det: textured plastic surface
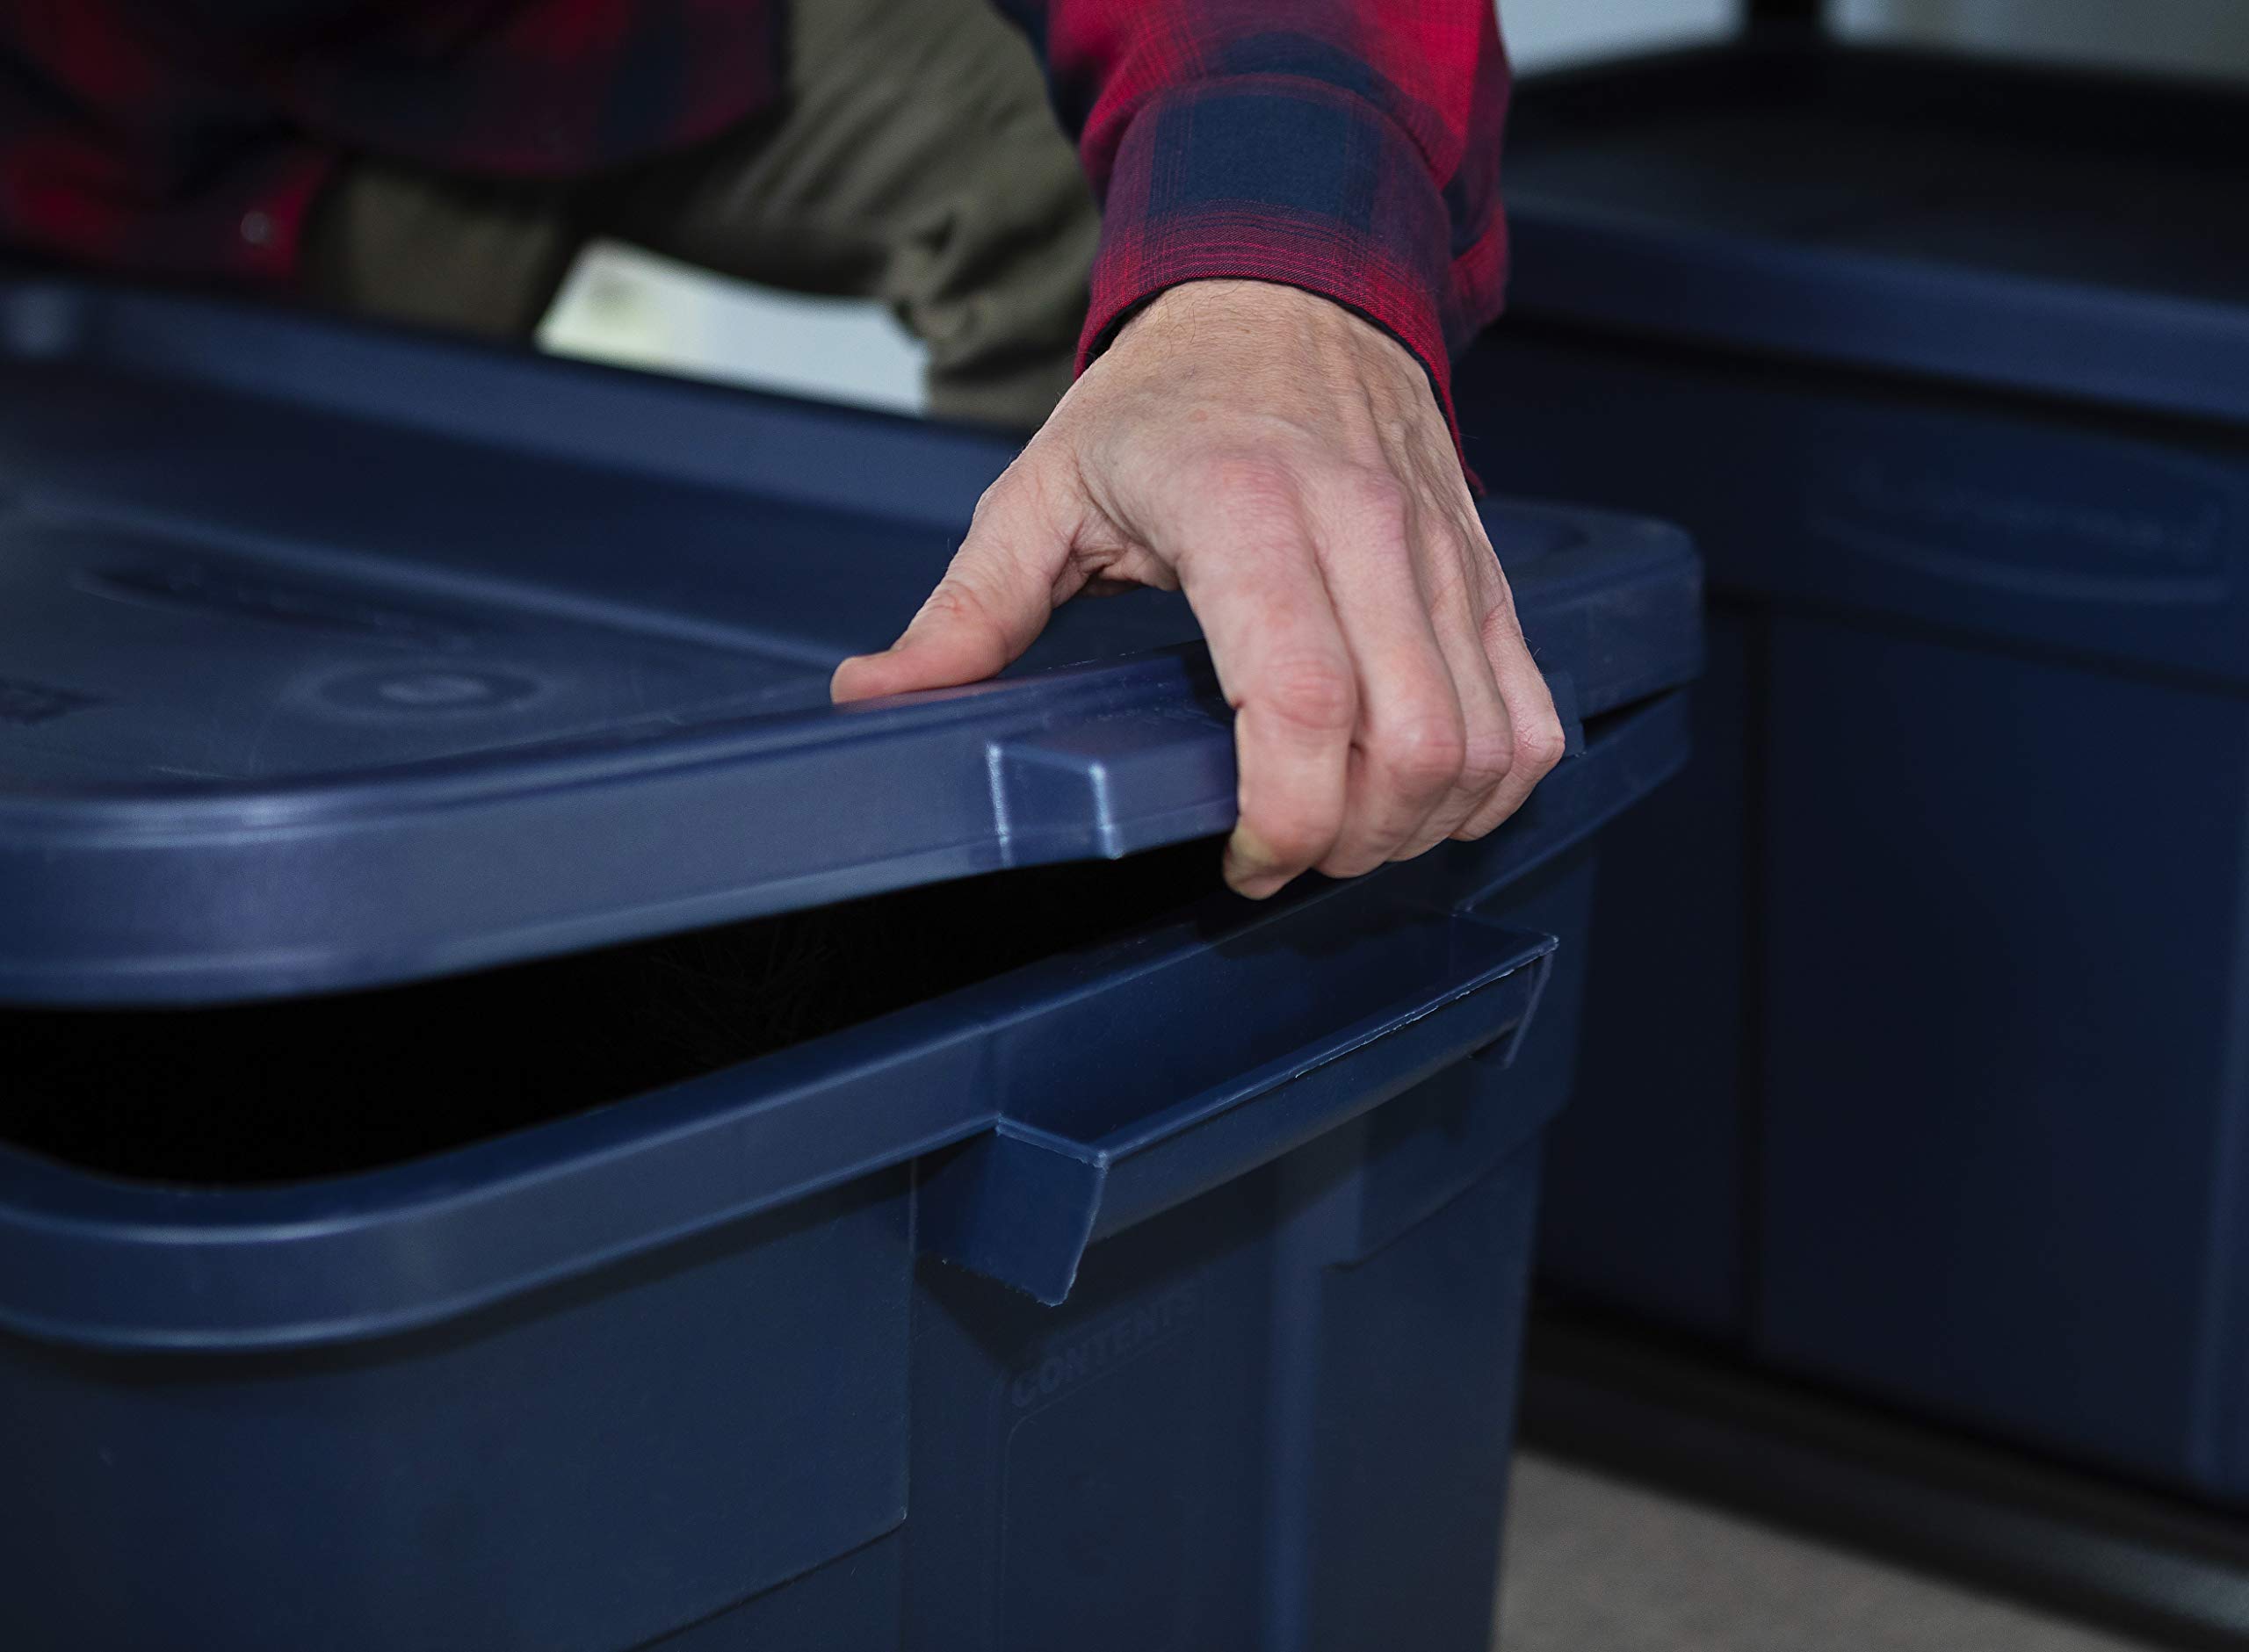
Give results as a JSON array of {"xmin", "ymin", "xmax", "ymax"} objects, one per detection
[
  {"xmin": 0, "ymin": 278, "xmax": 1698, "ymax": 1006},
  {"xmin": 1505, "ymin": 36, "xmax": 2249, "ymax": 430},
  {"xmin": 0, "ymin": 805, "xmax": 1649, "ymax": 1651},
  {"xmin": 0, "ymin": 283, "xmax": 1700, "ymax": 1650},
  {"xmin": 1463, "ymin": 40, "xmax": 2249, "ymax": 1501}
]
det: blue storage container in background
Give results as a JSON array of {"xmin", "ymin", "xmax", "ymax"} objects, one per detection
[
  {"xmin": 1457, "ymin": 37, "xmax": 2249, "ymax": 1500},
  {"xmin": 0, "ymin": 279, "xmax": 1700, "ymax": 1650}
]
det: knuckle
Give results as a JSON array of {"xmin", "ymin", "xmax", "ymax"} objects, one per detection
[
  {"xmin": 1338, "ymin": 466, "xmax": 1411, "ymax": 520},
  {"xmin": 1259, "ymin": 655, "xmax": 1357, "ymax": 737},
  {"xmin": 1458, "ymin": 726, "xmax": 1517, "ymax": 793},
  {"xmin": 967, "ymin": 473, "xmax": 1019, "ymax": 532},
  {"xmin": 967, "ymin": 458, "xmax": 1060, "ymax": 542},
  {"xmin": 1203, "ymin": 454, "xmax": 1301, "ymax": 515},
  {"xmin": 1379, "ymin": 708, "xmax": 1467, "ymax": 790},
  {"xmin": 1516, "ymin": 709, "xmax": 1569, "ymax": 777},
  {"xmin": 1331, "ymin": 469, "xmax": 1414, "ymax": 547},
  {"xmin": 916, "ymin": 575, "xmax": 998, "ymax": 632}
]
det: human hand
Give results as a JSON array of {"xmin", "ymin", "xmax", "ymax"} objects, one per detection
[{"xmin": 831, "ymin": 278, "xmax": 1565, "ymax": 898}]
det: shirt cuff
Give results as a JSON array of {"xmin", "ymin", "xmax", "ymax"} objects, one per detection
[{"xmin": 1077, "ymin": 75, "xmax": 1469, "ymax": 465}]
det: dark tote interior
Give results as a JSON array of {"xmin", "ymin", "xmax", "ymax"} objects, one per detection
[{"xmin": 0, "ymin": 836, "xmax": 1232, "ymax": 1186}]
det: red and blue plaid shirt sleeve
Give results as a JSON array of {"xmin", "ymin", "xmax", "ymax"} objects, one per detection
[
  {"xmin": 0, "ymin": 2, "xmax": 780, "ymax": 285},
  {"xmin": 4, "ymin": 0, "xmax": 1503, "ymax": 440},
  {"xmin": 999, "ymin": 0, "xmax": 1510, "ymax": 443}
]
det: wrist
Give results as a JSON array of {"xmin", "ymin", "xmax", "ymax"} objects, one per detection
[{"xmin": 1115, "ymin": 279, "xmax": 1421, "ymax": 379}]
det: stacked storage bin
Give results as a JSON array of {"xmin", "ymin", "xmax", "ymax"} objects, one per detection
[
  {"xmin": 0, "ymin": 280, "xmax": 1701, "ymax": 1650},
  {"xmin": 1459, "ymin": 37, "xmax": 2249, "ymax": 1500}
]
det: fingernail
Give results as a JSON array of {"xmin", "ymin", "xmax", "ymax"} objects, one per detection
[
  {"xmin": 828, "ymin": 653, "xmax": 888, "ymax": 702},
  {"xmin": 1223, "ymin": 827, "xmax": 1284, "ymax": 899}
]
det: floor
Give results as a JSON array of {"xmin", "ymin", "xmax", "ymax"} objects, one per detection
[{"xmin": 1498, "ymin": 1452, "xmax": 2166, "ymax": 1652}]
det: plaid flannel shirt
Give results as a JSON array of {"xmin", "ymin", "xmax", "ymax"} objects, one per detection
[{"xmin": 1, "ymin": 0, "xmax": 1508, "ymax": 423}]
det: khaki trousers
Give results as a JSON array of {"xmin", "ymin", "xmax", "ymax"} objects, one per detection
[{"xmin": 304, "ymin": 0, "xmax": 1097, "ymax": 429}]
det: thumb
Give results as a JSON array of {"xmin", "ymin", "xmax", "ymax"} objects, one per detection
[{"xmin": 831, "ymin": 476, "xmax": 1071, "ymax": 702}]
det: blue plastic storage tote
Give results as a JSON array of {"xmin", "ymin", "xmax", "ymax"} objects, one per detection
[
  {"xmin": 0, "ymin": 278, "xmax": 1700, "ymax": 1650},
  {"xmin": 1456, "ymin": 38, "xmax": 2249, "ymax": 1500}
]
